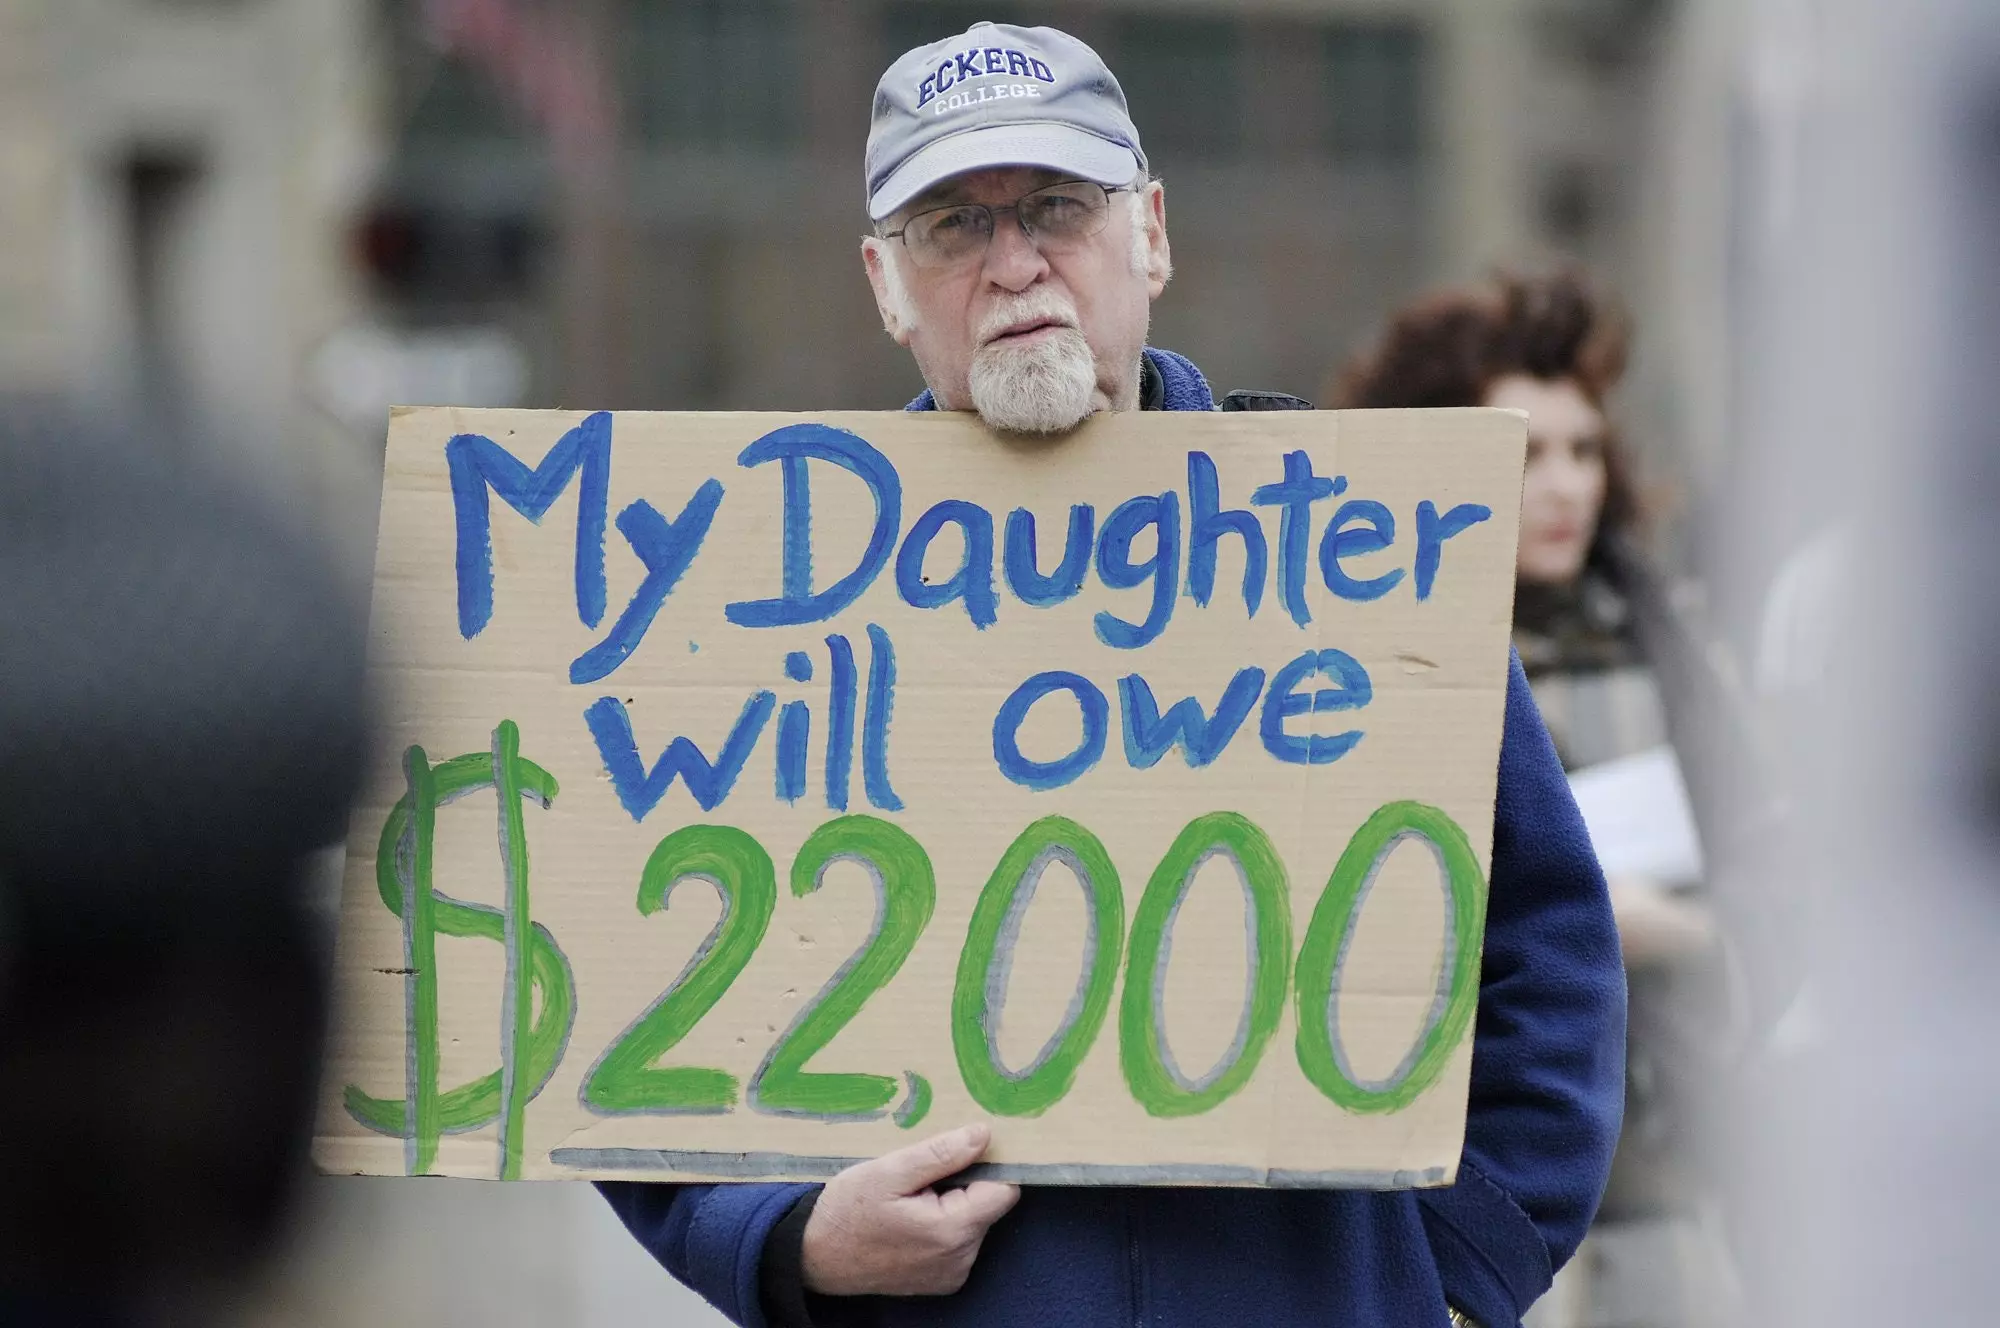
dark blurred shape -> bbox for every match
[1535,0,1670,72]
[1539,160,1603,249]
[0,400,369,1319]
[354,202,546,304]
[123,148,204,414]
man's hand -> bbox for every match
[801,1122,1020,1297]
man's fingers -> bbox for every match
[940,1179,1020,1231]
[870,1122,993,1194]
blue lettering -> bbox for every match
[993,671,1108,791]
[1250,450,1336,627]
[725,424,901,628]
[779,453,812,603]
[1414,501,1493,601]
[862,624,903,812]
[919,73,937,107]
[1119,668,1265,769]
[1006,50,1030,76]
[895,499,996,628]
[569,480,724,683]
[955,51,981,80]
[1030,58,1054,82]
[1186,450,1267,617]
[938,58,955,91]
[824,633,856,812]
[1094,492,1181,649]
[985,47,1006,73]
[447,411,611,638]
[1003,504,1094,606]
[776,700,809,804]
[1317,499,1405,603]
[1259,649,1371,766]
[585,692,774,819]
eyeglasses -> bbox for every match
[881,180,1129,270]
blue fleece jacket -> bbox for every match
[601,347,1626,1328]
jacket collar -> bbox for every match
[904,346,1215,414]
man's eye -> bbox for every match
[928,208,983,234]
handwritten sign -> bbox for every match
[312,406,1525,1187]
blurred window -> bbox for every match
[1324,23,1427,164]
[872,10,1425,170]
[880,1,1037,60]
[623,0,803,150]
[1108,15,1244,163]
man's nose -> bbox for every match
[981,208,1049,291]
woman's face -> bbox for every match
[1485,374,1610,587]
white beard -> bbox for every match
[967,326,1099,435]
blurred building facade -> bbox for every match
[363,0,1721,487]
[0,0,1734,546]
[0,1,1738,1325]
[0,0,389,566]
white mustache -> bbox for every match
[975,293,1082,348]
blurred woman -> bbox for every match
[1337,270,1712,959]
[1336,271,1735,1328]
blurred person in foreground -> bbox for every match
[598,23,1624,1328]
[0,402,368,1325]
[1338,272,1740,1327]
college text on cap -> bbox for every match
[918,44,1057,113]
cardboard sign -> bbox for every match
[312,406,1525,1188]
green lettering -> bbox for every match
[1292,801,1486,1113]
[1119,812,1291,1118]
[750,815,936,1124]
[343,723,576,1178]
[953,816,1123,1117]
[581,825,777,1114]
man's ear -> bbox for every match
[860,237,914,347]
[1142,181,1172,298]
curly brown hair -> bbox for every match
[1332,269,1644,563]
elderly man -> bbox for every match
[602,22,1624,1328]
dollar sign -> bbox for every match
[344,720,577,1178]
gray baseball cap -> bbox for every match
[865,22,1147,222]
